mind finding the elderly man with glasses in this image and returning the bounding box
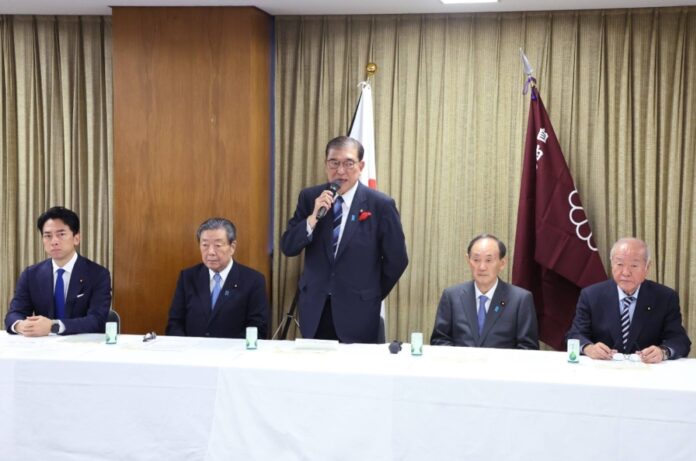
[281,136,408,343]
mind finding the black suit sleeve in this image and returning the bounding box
[61,265,112,335]
[430,290,454,346]
[166,271,188,336]
[5,269,34,334]
[566,288,594,350]
[281,189,315,257]
[245,272,269,339]
[377,196,409,300]
[660,290,691,359]
[515,291,540,350]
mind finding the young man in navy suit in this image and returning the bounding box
[568,237,691,362]
[281,136,408,343]
[430,234,539,349]
[166,218,268,339]
[5,206,112,336]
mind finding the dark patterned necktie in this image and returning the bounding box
[331,196,344,257]
[621,296,634,349]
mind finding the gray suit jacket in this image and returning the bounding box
[430,279,539,349]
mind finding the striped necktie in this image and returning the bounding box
[331,196,344,257]
[621,296,634,350]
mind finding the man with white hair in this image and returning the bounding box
[567,237,690,362]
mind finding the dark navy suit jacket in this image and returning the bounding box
[430,279,539,349]
[567,279,691,358]
[281,182,408,343]
[5,255,112,334]
[165,262,268,339]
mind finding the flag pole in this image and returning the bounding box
[519,49,538,99]
[350,62,386,342]
[512,48,606,350]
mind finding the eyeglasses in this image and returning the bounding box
[326,159,357,170]
[612,352,642,362]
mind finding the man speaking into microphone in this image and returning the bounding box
[281,136,408,343]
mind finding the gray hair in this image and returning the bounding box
[325,136,364,160]
[196,218,236,244]
[610,237,650,263]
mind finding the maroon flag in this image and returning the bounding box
[512,80,607,350]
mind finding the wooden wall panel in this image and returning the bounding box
[112,7,271,335]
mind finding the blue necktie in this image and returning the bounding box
[211,273,222,309]
[331,196,344,257]
[477,295,488,335]
[621,296,634,350]
[54,268,66,320]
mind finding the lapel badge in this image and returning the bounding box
[500,300,506,307]
[351,214,356,221]
[647,306,652,311]
[225,290,230,297]
[494,305,500,313]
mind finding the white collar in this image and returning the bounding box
[209,258,234,281]
[474,278,499,300]
[338,181,360,209]
[52,252,78,274]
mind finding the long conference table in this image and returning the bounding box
[1,331,695,461]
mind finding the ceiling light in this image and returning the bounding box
[441,0,499,4]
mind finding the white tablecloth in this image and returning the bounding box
[1,332,695,460]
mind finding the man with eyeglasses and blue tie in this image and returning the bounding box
[568,237,691,362]
[5,206,112,336]
[166,218,268,339]
[281,136,408,343]
[430,234,539,349]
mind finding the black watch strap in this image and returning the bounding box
[660,346,671,360]
[50,321,60,334]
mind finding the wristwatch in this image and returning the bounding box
[660,346,671,361]
[50,321,60,335]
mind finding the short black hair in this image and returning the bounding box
[325,136,364,161]
[37,206,80,234]
[196,217,237,244]
[467,233,507,259]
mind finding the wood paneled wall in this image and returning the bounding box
[112,7,271,335]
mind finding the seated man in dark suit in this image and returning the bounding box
[166,218,268,339]
[5,206,112,336]
[431,234,539,349]
[568,237,690,362]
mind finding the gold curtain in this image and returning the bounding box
[0,16,113,323]
[273,7,696,352]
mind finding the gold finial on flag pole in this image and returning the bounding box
[366,62,377,80]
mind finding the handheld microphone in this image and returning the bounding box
[316,182,341,220]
